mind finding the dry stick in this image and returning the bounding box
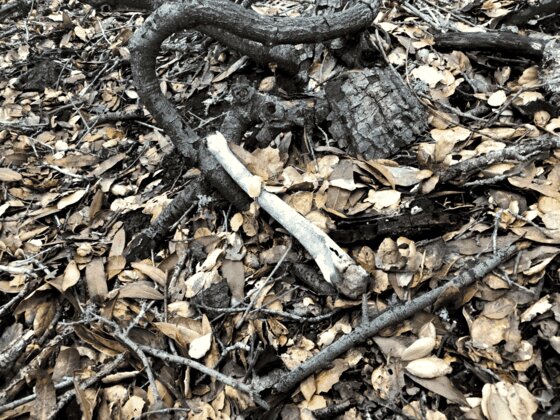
[433,31,547,59]
[501,0,560,27]
[196,303,340,323]
[0,330,34,376]
[206,132,369,299]
[0,277,41,319]
[138,345,269,410]
[273,244,521,393]
[0,378,73,415]
[0,332,69,406]
[92,315,161,403]
[439,135,560,183]
[48,354,127,419]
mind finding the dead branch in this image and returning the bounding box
[124,176,206,260]
[439,134,560,184]
[434,31,548,59]
[0,378,72,416]
[48,354,127,419]
[0,330,34,376]
[128,0,380,158]
[0,0,31,22]
[501,0,560,27]
[0,333,69,406]
[138,345,270,410]
[272,243,521,394]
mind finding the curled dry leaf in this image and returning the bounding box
[470,315,509,348]
[315,359,349,394]
[405,356,452,379]
[520,295,552,322]
[62,260,80,291]
[401,336,436,361]
[481,382,538,420]
[487,90,507,107]
[130,261,167,287]
[365,189,401,209]
[188,332,213,359]
[57,189,87,209]
[0,167,23,182]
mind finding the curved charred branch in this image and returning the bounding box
[501,0,560,27]
[81,0,167,11]
[129,0,380,161]
[434,31,548,59]
[124,177,204,260]
[81,0,317,75]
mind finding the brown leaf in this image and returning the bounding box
[107,255,126,280]
[406,374,467,405]
[315,359,349,394]
[62,260,81,291]
[112,281,164,300]
[57,189,87,210]
[221,259,245,304]
[32,370,56,420]
[131,261,167,287]
[109,228,126,257]
[85,257,108,300]
[405,357,452,379]
[154,322,201,347]
[0,168,22,182]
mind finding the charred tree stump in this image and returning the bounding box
[325,67,427,159]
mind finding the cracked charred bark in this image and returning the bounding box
[326,67,427,159]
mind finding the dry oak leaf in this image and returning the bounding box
[481,382,538,420]
[0,168,23,182]
[315,359,349,394]
[188,333,212,359]
[405,356,452,378]
[401,336,436,361]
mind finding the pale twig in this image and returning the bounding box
[206,132,369,298]
[138,345,269,410]
[92,315,161,403]
[236,243,292,328]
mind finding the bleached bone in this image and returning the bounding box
[206,132,368,298]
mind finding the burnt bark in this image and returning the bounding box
[501,0,560,28]
[325,67,427,159]
[434,31,559,95]
[0,0,31,22]
[434,31,548,59]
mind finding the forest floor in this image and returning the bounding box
[0,0,559,419]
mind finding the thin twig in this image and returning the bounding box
[236,243,292,328]
[138,345,269,410]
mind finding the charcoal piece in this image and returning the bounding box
[325,66,427,159]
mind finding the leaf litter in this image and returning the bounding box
[0,0,559,419]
